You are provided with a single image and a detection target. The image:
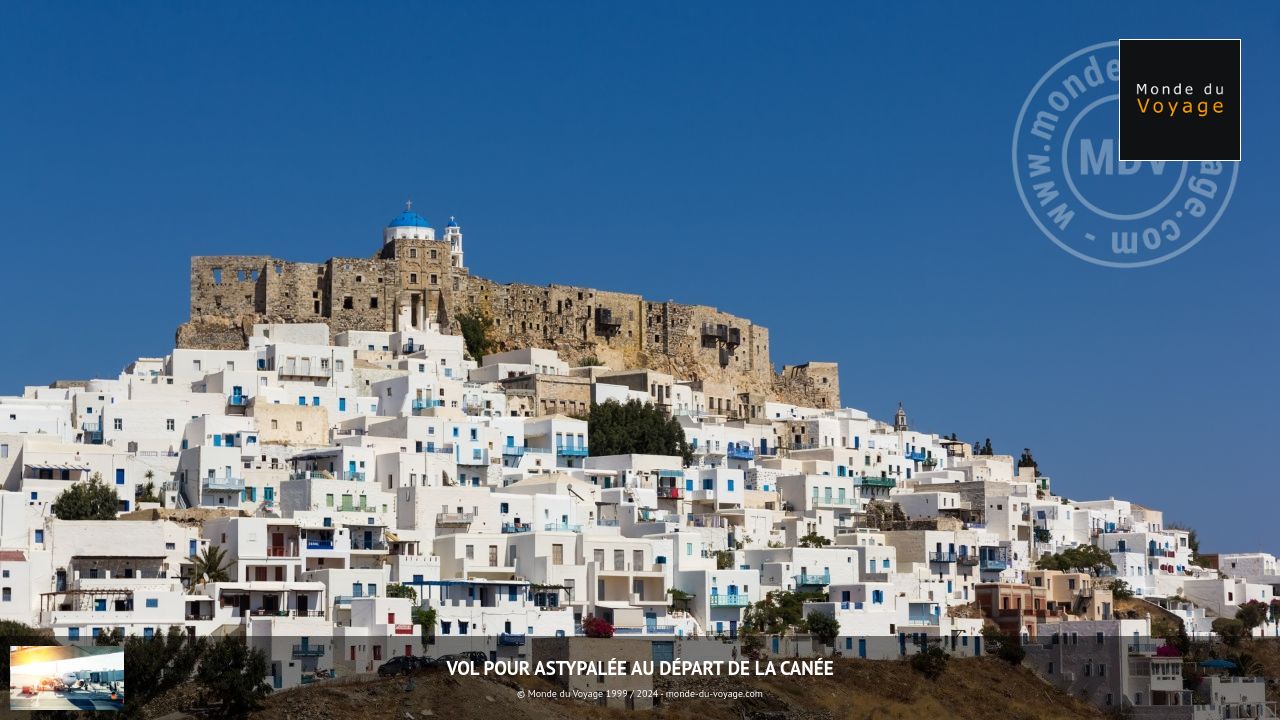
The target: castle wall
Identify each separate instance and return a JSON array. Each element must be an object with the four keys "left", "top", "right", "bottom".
[{"left": 181, "top": 239, "right": 840, "bottom": 408}]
